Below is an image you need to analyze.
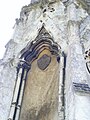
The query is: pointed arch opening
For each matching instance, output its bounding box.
[8,26,61,120]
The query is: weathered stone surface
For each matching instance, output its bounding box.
[0,0,90,120]
[0,62,16,120]
[65,1,90,120]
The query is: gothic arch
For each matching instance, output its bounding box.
[8,26,61,120]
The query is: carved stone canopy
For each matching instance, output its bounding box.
[20,26,61,66]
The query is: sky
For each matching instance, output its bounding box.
[0,0,31,59]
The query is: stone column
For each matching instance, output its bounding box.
[65,0,90,120]
[58,54,65,120]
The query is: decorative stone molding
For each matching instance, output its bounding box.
[20,26,61,64]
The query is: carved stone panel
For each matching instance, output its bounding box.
[37,54,51,70]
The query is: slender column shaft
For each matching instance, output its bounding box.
[15,69,28,120]
[58,54,65,120]
[8,68,23,120]
[8,61,30,120]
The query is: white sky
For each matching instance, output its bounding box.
[0,0,31,59]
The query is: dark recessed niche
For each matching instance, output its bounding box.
[43,9,47,13]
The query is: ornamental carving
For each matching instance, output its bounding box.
[84,49,90,74]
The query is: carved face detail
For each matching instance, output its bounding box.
[37,54,51,70]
